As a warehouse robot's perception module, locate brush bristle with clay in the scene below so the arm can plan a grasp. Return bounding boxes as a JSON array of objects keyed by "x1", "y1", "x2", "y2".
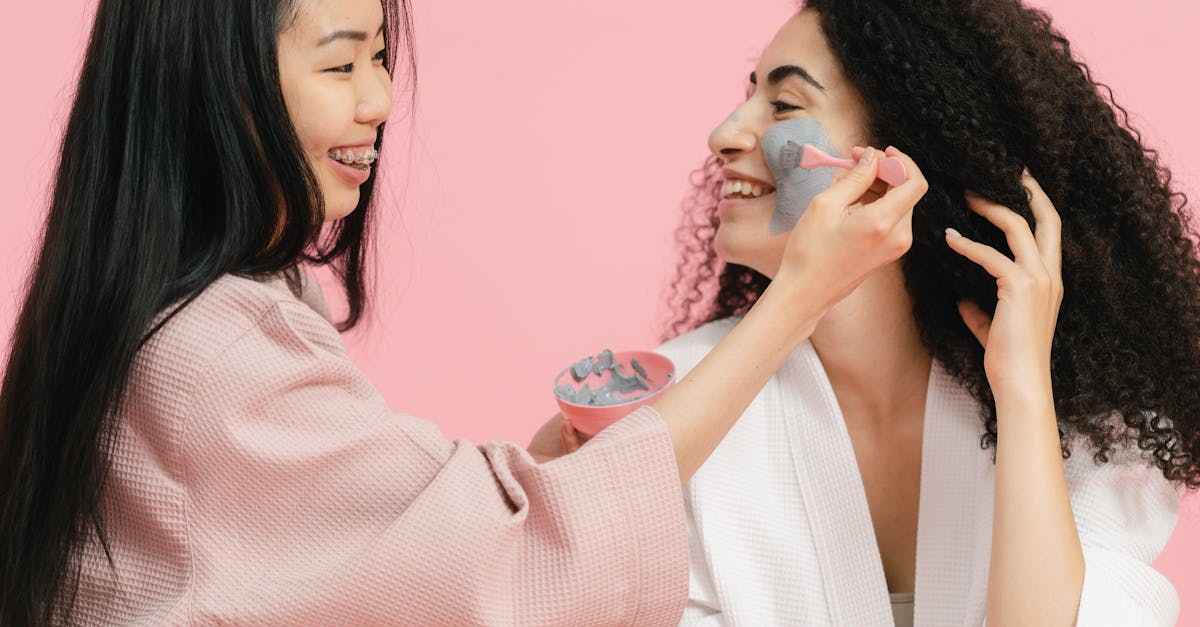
[{"x1": 799, "y1": 143, "x2": 907, "y2": 187}]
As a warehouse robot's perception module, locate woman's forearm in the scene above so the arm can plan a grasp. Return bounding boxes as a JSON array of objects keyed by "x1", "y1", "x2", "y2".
[
  {"x1": 987, "y1": 373, "x2": 1085, "y2": 625},
  {"x1": 651, "y1": 277, "x2": 823, "y2": 483}
]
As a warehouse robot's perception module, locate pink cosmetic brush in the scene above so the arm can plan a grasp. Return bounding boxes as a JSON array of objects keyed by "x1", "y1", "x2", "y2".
[{"x1": 800, "y1": 144, "x2": 907, "y2": 187}]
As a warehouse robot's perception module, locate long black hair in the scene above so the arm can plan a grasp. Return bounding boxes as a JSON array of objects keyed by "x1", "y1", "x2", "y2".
[
  {"x1": 0, "y1": 0, "x2": 414, "y2": 622},
  {"x1": 666, "y1": 0, "x2": 1200, "y2": 486}
]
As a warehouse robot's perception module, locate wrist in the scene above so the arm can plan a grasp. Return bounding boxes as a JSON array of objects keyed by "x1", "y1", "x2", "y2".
[
  {"x1": 993, "y1": 376, "x2": 1057, "y2": 430},
  {"x1": 991, "y1": 366, "x2": 1052, "y2": 404},
  {"x1": 750, "y1": 273, "x2": 825, "y2": 349}
]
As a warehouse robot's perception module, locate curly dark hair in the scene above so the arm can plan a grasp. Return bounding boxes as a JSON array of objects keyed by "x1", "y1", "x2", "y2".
[{"x1": 663, "y1": 0, "x2": 1200, "y2": 487}]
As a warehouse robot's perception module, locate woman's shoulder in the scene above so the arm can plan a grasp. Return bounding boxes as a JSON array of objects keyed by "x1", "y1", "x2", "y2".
[
  {"x1": 153, "y1": 271, "x2": 295, "y2": 337},
  {"x1": 181, "y1": 269, "x2": 331, "y2": 329},
  {"x1": 112, "y1": 271, "x2": 333, "y2": 463},
  {"x1": 133, "y1": 271, "x2": 333, "y2": 393},
  {"x1": 654, "y1": 316, "x2": 742, "y2": 376}
]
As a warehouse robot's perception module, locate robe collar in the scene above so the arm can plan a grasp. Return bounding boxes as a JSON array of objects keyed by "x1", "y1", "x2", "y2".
[{"x1": 777, "y1": 340, "x2": 993, "y2": 625}]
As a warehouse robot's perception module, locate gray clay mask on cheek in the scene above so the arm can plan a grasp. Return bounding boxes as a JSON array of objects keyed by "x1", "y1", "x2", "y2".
[{"x1": 761, "y1": 118, "x2": 841, "y2": 234}]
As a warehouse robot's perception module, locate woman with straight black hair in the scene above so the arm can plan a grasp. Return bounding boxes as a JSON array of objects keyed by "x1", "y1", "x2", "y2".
[{"x1": 0, "y1": 0, "x2": 928, "y2": 623}]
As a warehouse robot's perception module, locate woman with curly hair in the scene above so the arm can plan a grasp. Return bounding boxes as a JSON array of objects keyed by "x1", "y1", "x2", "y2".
[{"x1": 657, "y1": 1, "x2": 1197, "y2": 625}]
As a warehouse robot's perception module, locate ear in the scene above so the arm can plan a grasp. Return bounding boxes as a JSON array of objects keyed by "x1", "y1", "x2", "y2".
[{"x1": 957, "y1": 300, "x2": 992, "y2": 348}]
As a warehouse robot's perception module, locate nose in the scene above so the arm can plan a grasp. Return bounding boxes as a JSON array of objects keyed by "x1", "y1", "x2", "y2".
[
  {"x1": 355, "y1": 66, "x2": 394, "y2": 128},
  {"x1": 708, "y1": 105, "x2": 758, "y2": 160}
]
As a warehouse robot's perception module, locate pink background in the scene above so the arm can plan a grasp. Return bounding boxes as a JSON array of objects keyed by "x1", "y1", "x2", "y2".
[{"x1": 2, "y1": 0, "x2": 1196, "y2": 620}]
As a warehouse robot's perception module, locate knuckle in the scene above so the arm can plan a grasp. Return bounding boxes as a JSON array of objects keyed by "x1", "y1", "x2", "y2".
[
  {"x1": 996, "y1": 212, "x2": 1023, "y2": 231},
  {"x1": 1035, "y1": 207, "x2": 1061, "y2": 226},
  {"x1": 809, "y1": 193, "x2": 833, "y2": 213},
  {"x1": 868, "y1": 219, "x2": 891, "y2": 239},
  {"x1": 1011, "y1": 274, "x2": 1035, "y2": 292}
]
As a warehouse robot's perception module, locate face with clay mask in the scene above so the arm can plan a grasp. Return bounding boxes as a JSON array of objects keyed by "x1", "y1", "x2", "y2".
[{"x1": 707, "y1": 9, "x2": 871, "y2": 278}]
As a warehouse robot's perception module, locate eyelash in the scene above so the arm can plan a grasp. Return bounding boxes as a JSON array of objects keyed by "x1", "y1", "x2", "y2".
[
  {"x1": 328, "y1": 49, "x2": 387, "y2": 73},
  {"x1": 771, "y1": 100, "x2": 802, "y2": 114}
]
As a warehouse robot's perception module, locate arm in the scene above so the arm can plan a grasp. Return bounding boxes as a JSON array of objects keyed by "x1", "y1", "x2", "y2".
[
  {"x1": 1066, "y1": 427, "x2": 1181, "y2": 626},
  {"x1": 989, "y1": 377, "x2": 1085, "y2": 625},
  {"x1": 653, "y1": 279, "x2": 818, "y2": 481},
  {"x1": 987, "y1": 383, "x2": 1179, "y2": 626},
  {"x1": 182, "y1": 300, "x2": 689, "y2": 625},
  {"x1": 948, "y1": 173, "x2": 1179, "y2": 625},
  {"x1": 948, "y1": 174, "x2": 1084, "y2": 624},
  {"x1": 532, "y1": 146, "x2": 928, "y2": 483}
]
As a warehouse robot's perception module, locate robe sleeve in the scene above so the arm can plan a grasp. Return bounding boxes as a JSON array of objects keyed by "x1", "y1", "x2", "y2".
[
  {"x1": 177, "y1": 300, "x2": 690, "y2": 625},
  {"x1": 1065, "y1": 438, "x2": 1182, "y2": 626}
]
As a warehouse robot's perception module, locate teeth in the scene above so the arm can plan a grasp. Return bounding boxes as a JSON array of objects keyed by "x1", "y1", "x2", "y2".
[
  {"x1": 722, "y1": 178, "x2": 775, "y2": 199},
  {"x1": 327, "y1": 148, "x2": 378, "y2": 166}
]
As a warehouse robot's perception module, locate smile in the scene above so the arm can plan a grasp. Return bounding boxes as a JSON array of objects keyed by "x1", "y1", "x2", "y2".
[
  {"x1": 722, "y1": 178, "x2": 776, "y2": 200},
  {"x1": 326, "y1": 148, "x2": 378, "y2": 171}
]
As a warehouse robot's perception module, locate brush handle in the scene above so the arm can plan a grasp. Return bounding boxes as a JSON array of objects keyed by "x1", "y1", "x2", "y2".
[{"x1": 800, "y1": 144, "x2": 907, "y2": 187}]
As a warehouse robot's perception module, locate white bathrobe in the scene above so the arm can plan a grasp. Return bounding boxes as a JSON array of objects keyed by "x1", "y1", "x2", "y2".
[{"x1": 656, "y1": 318, "x2": 1182, "y2": 627}]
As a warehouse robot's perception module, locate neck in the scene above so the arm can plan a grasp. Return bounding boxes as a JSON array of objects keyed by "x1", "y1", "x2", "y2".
[{"x1": 808, "y1": 262, "x2": 931, "y2": 428}]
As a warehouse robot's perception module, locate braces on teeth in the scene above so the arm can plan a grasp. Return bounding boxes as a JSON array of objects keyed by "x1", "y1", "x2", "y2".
[{"x1": 327, "y1": 148, "x2": 379, "y2": 170}]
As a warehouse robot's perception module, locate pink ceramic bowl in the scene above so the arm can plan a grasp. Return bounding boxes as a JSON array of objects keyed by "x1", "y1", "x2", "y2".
[{"x1": 553, "y1": 350, "x2": 675, "y2": 437}]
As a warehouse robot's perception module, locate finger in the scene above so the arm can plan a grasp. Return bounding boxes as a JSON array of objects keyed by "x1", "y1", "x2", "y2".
[
  {"x1": 853, "y1": 178, "x2": 891, "y2": 207},
  {"x1": 1021, "y1": 172, "x2": 1063, "y2": 276},
  {"x1": 560, "y1": 419, "x2": 582, "y2": 453},
  {"x1": 850, "y1": 146, "x2": 898, "y2": 187},
  {"x1": 861, "y1": 145, "x2": 929, "y2": 225},
  {"x1": 811, "y1": 146, "x2": 882, "y2": 211},
  {"x1": 842, "y1": 148, "x2": 890, "y2": 205},
  {"x1": 945, "y1": 228, "x2": 1018, "y2": 279},
  {"x1": 963, "y1": 192, "x2": 1041, "y2": 268},
  {"x1": 849, "y1": 145, "x2": 872, "y2": 169},
  {"x1": 559, "y1": 420, "x2": 575, "y2": 454},
  {"x1": 957, "y1": 300, "x2": 992, "y2": 348}
]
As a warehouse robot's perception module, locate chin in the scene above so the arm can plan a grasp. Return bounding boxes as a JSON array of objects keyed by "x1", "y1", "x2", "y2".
[
  {"x1": 323, "y1": 195, "x2": 360, "y2": 222},
  {"x1": 714, "y1": 225, "x2": 778, "y2": 277}
]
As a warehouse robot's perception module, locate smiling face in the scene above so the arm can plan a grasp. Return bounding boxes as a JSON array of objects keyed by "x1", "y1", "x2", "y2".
[
  {"x1": 277, "y1": 0, "x2": 393, "y2": 222},
  {"x1": 708, "y1": 9, "x2": 870, "y2": 278}
]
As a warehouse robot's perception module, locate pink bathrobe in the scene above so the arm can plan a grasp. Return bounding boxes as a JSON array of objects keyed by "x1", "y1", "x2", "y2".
[{"x1": 72, "y1": 270, "x2": 689, "y2": 625}]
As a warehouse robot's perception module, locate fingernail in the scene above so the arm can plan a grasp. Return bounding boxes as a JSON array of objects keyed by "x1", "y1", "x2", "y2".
[
  {"x1": 945, "y1": 227, "x2": 963, "y2": 239},
  {"x1": 858, "y1": 147, "x2": 876, "y2": 165},
  {"x1": 1021, "y1": 166, "x2": 1030, "y2": 177}
]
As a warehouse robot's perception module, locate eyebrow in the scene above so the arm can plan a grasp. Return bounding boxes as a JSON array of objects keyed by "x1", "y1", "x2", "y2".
[
  {"x1": 749, "y1": 65, "x2": 827, "y2": 93},
  {"x1": 316, "y1": 23, "x2": 386, "y2": 46}
]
